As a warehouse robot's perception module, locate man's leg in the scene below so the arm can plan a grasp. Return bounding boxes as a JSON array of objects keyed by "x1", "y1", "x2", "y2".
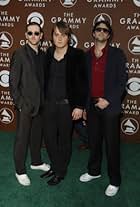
[
  {"x1": 103, "y1": 113, "x2": 121, "y2": 186},
  {"x1": 87, "y1": 105, "x2": 103, "y2": 176},
  {"x1": 29, "y1": 111, "x2": 50, "y2": 171},
  {"x1": 14, "y1": 110, "x2": 31, "y2": 174},
  {"x1": 80, "y1": 105, "x2": 103, "y2": 182},
  {"x1": 43, "y1": 102, "x2": 58, "y2": 173},
  {"x1": 30, "y1": 113, "x2": 42, "y2": 165},
  {"x1": 57, "y1": 103, "x2": 72, "y2": 177}
]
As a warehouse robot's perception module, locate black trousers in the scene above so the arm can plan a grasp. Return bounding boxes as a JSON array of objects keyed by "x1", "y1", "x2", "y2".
[
  {"x1": 43, "y1": 101, "x2": 72, "y2": 178},
  {"x1": 87, "y1": 103, "x2": 121, "y2": 186},
  {"x1": 14, "y1": 110, "x2": 43, "y2": 174}
]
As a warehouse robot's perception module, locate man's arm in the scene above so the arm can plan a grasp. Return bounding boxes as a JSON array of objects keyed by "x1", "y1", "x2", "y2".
[
  {"x1": 9, "y1": 50, "x2": 23, "y2": 109},
  {"x1": 72, "y1": 49, "x2": 88, "y2": 120},
  {"x1": 105, "y1": 48, "x2": 128, "y2": 106},
  {"x1": 117, "y1": 49, "x2": 128, "y2": 98},
  {"x1": 74, "y1": 49, "x2": 88, "y2": 108}
]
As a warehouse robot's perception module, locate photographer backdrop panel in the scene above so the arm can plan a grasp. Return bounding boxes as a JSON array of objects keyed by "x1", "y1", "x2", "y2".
[{"x1": 0, "y1": 0, "x2": 140, "y2": 142}]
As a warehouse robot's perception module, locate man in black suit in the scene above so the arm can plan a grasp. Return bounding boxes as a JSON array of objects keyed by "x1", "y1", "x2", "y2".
[
  {"x1": 40, "y1": 21, "x2": 87, "y2": 185},
  {"x1": 10, "y1": 22, "x2": 50, "y2": 186},
  {"x1": 79, "y1": 20, "x2": 127, "y2": 196}
]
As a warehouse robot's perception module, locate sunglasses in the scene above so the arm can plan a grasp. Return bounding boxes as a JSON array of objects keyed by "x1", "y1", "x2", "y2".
[
  {"x1": 95, "y1": 27, "x2": 109, "y2": 33},
  {"x1": 27, "y1": 31, "x2": 40, "y2": 36}
]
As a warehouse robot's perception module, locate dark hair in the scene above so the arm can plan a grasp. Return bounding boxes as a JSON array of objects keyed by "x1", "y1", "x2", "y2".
[
  {"x1": 51, "y1": 20, "x2": 72, "y2": 44},
  {"x1": 26, "y1": 22, "x2": 43, "y2": 33},
  {"x1": 92, "y1": 20, "x2": 113, "y2": 42}
]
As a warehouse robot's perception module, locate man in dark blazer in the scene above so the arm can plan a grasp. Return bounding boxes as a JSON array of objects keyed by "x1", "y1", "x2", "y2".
[
  {"x1": 40, "y1": 21, "x2": 87, "y2": 185},
  {"x1": 79, "y1": 20, "x2": 128, "y2": 196},
  {"x1": 10, "y1": 22, "x2": 50, "y2": 186}
]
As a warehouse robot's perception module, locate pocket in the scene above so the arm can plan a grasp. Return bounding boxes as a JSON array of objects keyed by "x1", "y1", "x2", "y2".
[{"x1": 22, "y1": 102, "x2": 33, "y2": 114}]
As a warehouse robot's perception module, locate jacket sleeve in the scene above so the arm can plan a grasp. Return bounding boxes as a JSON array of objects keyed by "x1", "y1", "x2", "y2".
[
  {"x1": 117, "y1": 49, "x2": 128, "y2": 98},
  {"x1": 74, "y1": 49, "x2": 88, "y2": 109},
  {"x1": 105, "y1": 48, "x2": 128, "y2": 104},
  {"x1": 9, "y1": 50, "x2": 23, "y2": 109}
]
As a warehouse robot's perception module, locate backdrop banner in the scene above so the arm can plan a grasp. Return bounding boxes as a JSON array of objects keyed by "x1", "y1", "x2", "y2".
[{"x1": 0, "y1": 0, "x2": 140, "y2": 142}]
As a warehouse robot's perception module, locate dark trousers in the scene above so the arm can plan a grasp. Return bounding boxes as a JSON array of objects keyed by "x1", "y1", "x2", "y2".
[
  {"x1": 43, "y1": 101, "x2": 72, "y2": 178},
  {"x1": 74, "y1": 120, "x2": 88, "y2": 144},
  {"x1": 87, "y1": 103, "x2": 121, "y2": 186},
  {"x1": 14, "y1": 110, "x2": 43, "y2": 174}
]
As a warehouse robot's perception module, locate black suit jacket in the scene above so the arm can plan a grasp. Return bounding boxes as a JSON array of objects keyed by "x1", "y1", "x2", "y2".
[
  {"x1": 10, "y1": 44, "x2": 45, "y2": 116},
  {"x1": 87, "y1": 46, "x2": 128, "y2": 113},
  {"x1": 45, "y1": 46, "x2": 87, "y2": 109}
]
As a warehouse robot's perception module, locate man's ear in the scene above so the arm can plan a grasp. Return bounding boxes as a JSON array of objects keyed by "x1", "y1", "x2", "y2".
[
  {"x1": 40, "y1": 32, "x2": 43, "y2": 40},
  {"x1": 92, "y1": 32, "x2": 95, "y2": 38},
  {"x1": 25, "y1": 32, "x2": 28, "y2": 39},
  {"x1": 107, "y1": 33, "x2": 110, "y2": 40}
]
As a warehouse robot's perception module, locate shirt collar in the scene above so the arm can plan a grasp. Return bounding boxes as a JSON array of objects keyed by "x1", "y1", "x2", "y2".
[
  {"x1": 91, "y1": 45, "x2": 108, "y2": 58},
  {"x1": 26, "y1": 43, "x2": 39, "y2": 55}
]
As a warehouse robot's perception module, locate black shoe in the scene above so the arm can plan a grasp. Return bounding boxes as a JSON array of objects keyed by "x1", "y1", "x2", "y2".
[
  {"x1": 47, "y1": 175, "x2": 63, "y2": 186},
  {"x1": 40, "y1": 169, "x2": 54, "y2": 178}
]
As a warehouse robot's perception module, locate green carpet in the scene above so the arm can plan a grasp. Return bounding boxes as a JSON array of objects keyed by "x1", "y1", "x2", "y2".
[{"x1": 0, "y1": 131, "x2": 140, "y2": 207}]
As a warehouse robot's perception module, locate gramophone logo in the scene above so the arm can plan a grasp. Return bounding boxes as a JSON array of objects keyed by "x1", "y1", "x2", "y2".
[
  {"x1": 133, "y1": 0, "x2": 140, "y2": 7},
  {"x1": 60, "y1": 0, "x2": 77, "y2": 8},
  {"x1": 27, "y1": 12, "x2": 44, "y2": 28},
  {"x1": 93, "y1": 13, "x2": 112, "y2": 26},
  {"x1": 126, "y1": 77, "x2": 140, "y2": 96},
  {"x1": 70, "y1": 34, "x2": 78, "y2": 48},
  {"x1": 0, "y1": 0, "x2": 10, "y2": 6},
  {"x1": 128, "y1": 35, "x2": 140, "y2": 55},
  {"x1": 0, "y1": 108, "x2": 14, "y2": 124},
  {"x1": 0, "y1": 70, "x2": 9, "y2": 88},
  {"x1": 0, "y1": 32, "x2": 13, "y2": 50},
  {"x1": 121, "y1": 118, "x2": 139, "y2": 135}
]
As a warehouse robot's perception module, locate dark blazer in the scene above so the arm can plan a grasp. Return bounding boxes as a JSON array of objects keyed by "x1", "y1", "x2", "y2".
[
  {"x1": 87, "y1": 45, "x2": 128, "y2": 113},
  {"x1": 45, "y1": 46, "x2": 87, "y2": 109},
  {"x1": 10, "y1": 44, "x2": 45, "y2": 116}
]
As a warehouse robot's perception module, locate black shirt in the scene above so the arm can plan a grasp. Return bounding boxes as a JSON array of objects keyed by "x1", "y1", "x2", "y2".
[
  {"x1": 27, "y1": 44, "x2": 42, "y2": 85},
  {"x1": 26, "y1": 44, "x2": 44, "y2": 105},
  {"x1": 46, "y1": 56, "x2": 67, "y2": 101}
]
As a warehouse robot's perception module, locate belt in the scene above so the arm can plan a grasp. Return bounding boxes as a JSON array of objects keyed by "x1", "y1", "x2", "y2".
[
  {"x1": 55, "y1": 99, "x2": 69, "y2": 104},
  {"x1": 46, "y1": 99, "x2": 69, "y2": 104}
]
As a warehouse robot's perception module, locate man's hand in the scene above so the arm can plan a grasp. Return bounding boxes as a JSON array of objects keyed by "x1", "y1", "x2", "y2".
[
  {"x1": 72, "y1": 108, "x2": 83, "y2": 120},
  {"x1": 95, "y1": 98, "x2": 109, "y2": 110},
  {"x1": 83, "y1": 110, "x2": 87, "y2": 120}
]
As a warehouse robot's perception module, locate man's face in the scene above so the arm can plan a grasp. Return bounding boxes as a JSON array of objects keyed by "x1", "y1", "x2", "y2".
[
  {"x1": 93, "y1": 23, "x2": 110, "y2": 43},
  {"x1": 25, "y1": 25, "x2": 43, "y2": 46},
  {"x1": 53, "y1": 26, "x2": 69, "y2": 49}
]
